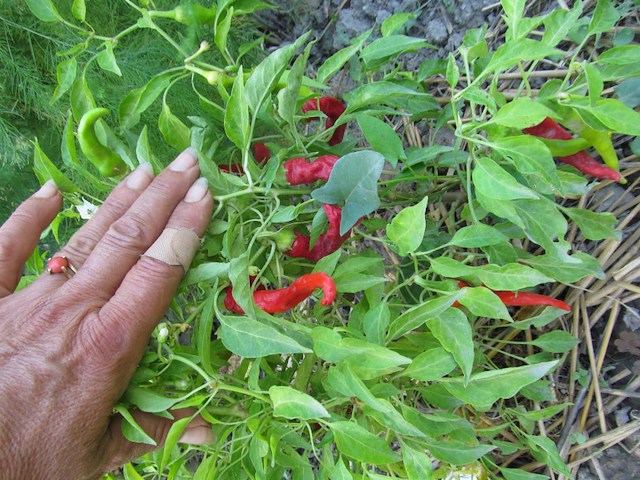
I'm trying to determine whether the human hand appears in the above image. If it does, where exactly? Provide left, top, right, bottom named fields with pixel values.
left=0, top=149, right=213, bottom=479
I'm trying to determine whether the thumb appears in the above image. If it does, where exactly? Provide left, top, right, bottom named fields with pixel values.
left=101, top=408, right=214, bottom=473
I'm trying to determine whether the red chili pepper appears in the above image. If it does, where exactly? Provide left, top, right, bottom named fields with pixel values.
left=224, top=272, right=337, bottom=314
left=302, top=97, right=347, bottom=146
left=456, top=281, right=570, bottom=311
left=285, top=204, right=358, bottom=262
left=252, top=143, right=271, bottom=164
left=219, top=143, right=271, bottom=174
left=284, top=154, right=339, bottom=185
left=523, top=117, right=622, bottom=183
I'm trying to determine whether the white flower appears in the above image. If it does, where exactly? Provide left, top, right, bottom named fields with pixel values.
left=76, top=198, right=98, bottom=220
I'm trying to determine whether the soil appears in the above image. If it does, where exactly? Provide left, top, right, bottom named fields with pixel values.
left=257, top=1, right=640, bottom=478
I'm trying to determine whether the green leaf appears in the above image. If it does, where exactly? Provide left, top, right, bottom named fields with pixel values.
left=332, top=458, right=354, bottom=480
left=183, top=262, right=229, bottom=286
left=312, top=151, right=385, bottom=236
left=224, top=65, right=249, bottom=150
left=492, top=136, right=560, bottom=190
left=458, top=287, right=512, bottom=321
left=542, top=3, right=583, bottom=47
left=388, top=291, right=465, bottom=340
left=25, top=0, right=62, bottom=22
left=32, top=139, right=77, bottom=193
left=218, top=315, right=311, bottom=357
left=526, top=434, right=572, bottom=477
left=331, top=422, right=401, bottom=465
left=386, top=196, right=428, bottom=255
left=346, top=82, right=439, bottom=113
left=114, top=405, right=156, bottom=446
left=492, top=98, right=557, bottom=129
left=512, top=199, right=571, bottom=261
left=119, top=73, right=171, bottom=129
left=160, top=417, right=192, bottom=472
left=428, top=309, right=475, bottom=382
left=71, top=0, right=86, bottom=21
left=214, top=7, right=233, bottom=54
left=568, top=98, right=640, bottom=136
left=357, top=115, right=406, bottom=166
left=96, top=43, right=122, bottom=76
left=124, top=386, right=180, bottom=413
left=442, top=361, right=558, bottom=408
left=381, top=13, right=415, bottom=37
left=562, top=207, right=618, bottom=241
left=363, top=301, right=390, bottom=346
left=472, top=157, right=538, bottom=200
left=70, top=75, right=96, bottom=121
left=483, top=39, right=561, bottom=76
left=269, top=386, right=330, bottom=420
left=500, top=467, right=549, bottom=480
left=401, top=441, right=433, bottom=480
left=584, top=62, right=603, bottom=105
left=312, top=327, right=410, bottom=379
left=419, top=437, right=495, bottom=465
left=445, top=53, right=459, bottom=89
left=447, top=224, right=508, bottom=248
left=278, top=45, right=310, bottom=127
left=530, top=331, right=580, bottom=353
left=51, top=57, right=77, bottom=104
left=158, top=101, right=191, bottom=151
left=402, top=347, right=457, bottom=382
left=588, top=0, right=620, bottom=35
left=317, top=31, right=371, bottom=84
left=477, top=263, right=555, bottom=291
left=360, top=35, right=432, bottom=69
left=245, top=32, right=309, bottom=114
left=500, top=0, right=525, bottom=39
left=522, top=252, right=604, bottom=283
left=598, top=45, right=640, bottom=66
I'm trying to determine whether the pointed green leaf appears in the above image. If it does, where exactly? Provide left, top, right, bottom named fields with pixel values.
left=386, top=196, right=428, bottom=255
left=331, top=421, right=401, bottom=465
left=269, top=386, right=330, bottom=420
left=312, top=151, right=385, bottom=236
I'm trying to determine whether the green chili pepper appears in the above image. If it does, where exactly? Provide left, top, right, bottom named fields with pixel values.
left=150, top=3, right=216, bottom=25
left=538, top=137, right=591, bottom=157
left=77, top=108, right=127, bottom=177
left=577, top=126, right=619, bottom=171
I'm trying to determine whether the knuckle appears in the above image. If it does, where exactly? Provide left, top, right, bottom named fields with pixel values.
left=147, top=177, right=176, bottom=198
left=105, top=213, right=154, bottom=252
left=80, top=310, right=131, bottom=362
left=64, top=229, right=101, bottom=260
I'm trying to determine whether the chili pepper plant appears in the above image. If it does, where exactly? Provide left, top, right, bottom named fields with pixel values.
left=19, top=0, right=640, bottom=478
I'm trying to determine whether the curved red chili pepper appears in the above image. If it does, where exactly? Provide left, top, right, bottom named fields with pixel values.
left=523, top=118, right=621, bottom=183
left=286, top=204, right=358, bottom=262
left=284, top=154, right=340, bottom=185
left=224, top=272, right=337, bottom=314
left=219, top=143, right=271, bottom=174
left=302, top=97, right=347, bottom=146
left=456, top=280, right=570, bottom=311
left=252, top=143, right=271, bottom=164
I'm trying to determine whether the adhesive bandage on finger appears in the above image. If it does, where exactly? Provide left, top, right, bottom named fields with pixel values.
left=143, top=227, right=201, bottom=271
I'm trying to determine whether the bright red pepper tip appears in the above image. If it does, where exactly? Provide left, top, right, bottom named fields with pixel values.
left=301, top=97, right=347, bottom=146
left=524, top=117, right=622, bottom=183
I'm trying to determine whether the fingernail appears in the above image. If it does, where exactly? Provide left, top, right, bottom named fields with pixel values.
left=179, top=426, right=215, bottom=445
left=34, top=179, right=59, bottom=198
left=184, top=177, right=209, bottom=203
left=169, top=148, right=198, bottom=172
left=126, top=162, right=154, bottom=190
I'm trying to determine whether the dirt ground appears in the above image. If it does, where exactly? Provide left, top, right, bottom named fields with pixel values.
left=258, top=0, right=640, bottom=477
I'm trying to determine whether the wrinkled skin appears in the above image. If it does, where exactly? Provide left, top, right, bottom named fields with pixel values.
left=0, top=149, right=213, bottom=479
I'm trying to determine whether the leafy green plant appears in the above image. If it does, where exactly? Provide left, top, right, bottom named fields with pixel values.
left=15, top=0, right=640, bottom=478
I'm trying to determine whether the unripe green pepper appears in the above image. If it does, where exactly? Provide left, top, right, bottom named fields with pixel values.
left=150, top=3, right=216, bottom=25
left=577, top=126, right=619, bottom=171
left=77, top=108, right=127, bottom=177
